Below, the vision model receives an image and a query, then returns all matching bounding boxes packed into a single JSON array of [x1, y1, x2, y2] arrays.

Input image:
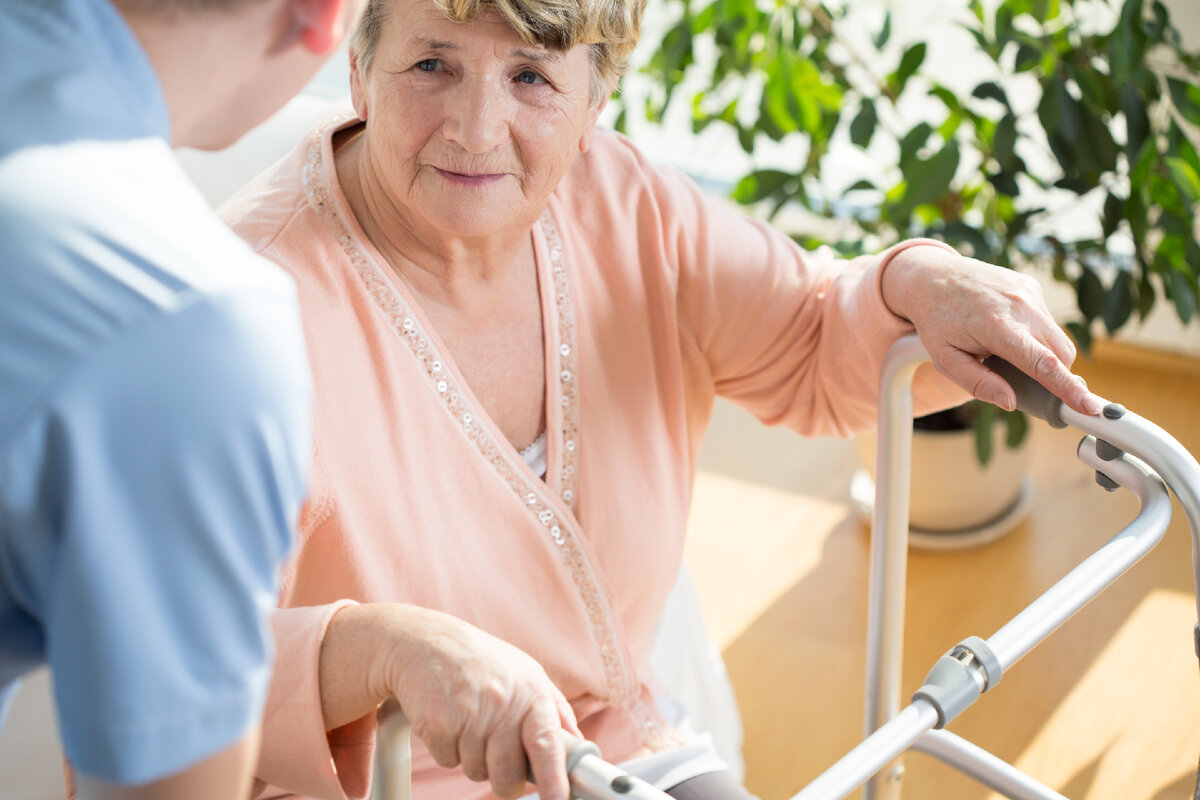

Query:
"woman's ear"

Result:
[[294, 0, 354, 55], [349, 47, 368, 120], [579, 85, 613, 153]]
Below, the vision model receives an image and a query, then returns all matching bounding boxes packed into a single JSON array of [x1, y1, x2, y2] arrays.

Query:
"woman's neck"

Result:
[[333, 124, 533, 310]]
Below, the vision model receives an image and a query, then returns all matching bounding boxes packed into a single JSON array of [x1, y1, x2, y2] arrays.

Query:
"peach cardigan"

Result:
[[220, 116, 966, 800]]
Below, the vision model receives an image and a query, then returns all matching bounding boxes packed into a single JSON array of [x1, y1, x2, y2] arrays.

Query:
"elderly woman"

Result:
[[221, 0, 1100, 797]]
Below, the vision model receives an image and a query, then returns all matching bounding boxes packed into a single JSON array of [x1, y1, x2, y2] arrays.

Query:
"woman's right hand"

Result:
[[318, 603, 580, 800]]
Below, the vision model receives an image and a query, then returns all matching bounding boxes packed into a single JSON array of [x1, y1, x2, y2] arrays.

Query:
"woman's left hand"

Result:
[[881, 243, 1104, 416]]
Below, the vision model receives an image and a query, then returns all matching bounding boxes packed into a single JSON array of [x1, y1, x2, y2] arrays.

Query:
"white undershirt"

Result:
[[516, 434, 730, 794], [519, 431, 548, 479]]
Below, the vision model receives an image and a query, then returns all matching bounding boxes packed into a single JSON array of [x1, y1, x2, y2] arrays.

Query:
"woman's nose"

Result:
[[441, 79, 511, 154]]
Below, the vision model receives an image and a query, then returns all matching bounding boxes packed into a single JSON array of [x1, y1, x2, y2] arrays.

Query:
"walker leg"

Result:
[[373, 705, 412, 800], [863, 339, 927, 800]]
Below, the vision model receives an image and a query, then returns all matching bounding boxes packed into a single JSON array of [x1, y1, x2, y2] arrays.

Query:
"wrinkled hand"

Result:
[[320, 604, 580, 800], [882, 244, 1104, 416]]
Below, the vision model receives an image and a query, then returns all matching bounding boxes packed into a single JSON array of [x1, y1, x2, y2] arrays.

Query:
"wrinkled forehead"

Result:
[[379, 0, 562, 59]]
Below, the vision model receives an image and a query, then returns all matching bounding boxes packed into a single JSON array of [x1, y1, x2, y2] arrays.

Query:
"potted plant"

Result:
[[619, 0, 1200, 543]]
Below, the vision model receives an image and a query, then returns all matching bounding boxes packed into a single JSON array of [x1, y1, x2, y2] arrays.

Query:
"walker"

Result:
[[372, 333, 1200, 800]]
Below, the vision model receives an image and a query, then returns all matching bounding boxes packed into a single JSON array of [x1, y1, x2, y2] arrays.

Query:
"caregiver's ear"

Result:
[[293, 0, 357, 55]]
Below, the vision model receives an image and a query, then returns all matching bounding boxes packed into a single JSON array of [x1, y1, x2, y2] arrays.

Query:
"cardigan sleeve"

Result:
[[254, 601, 376, 800], [630, 149, 970, 436]]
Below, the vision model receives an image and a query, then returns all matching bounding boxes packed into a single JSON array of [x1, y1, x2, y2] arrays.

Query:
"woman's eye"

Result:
[[515, 70, 548, 85], [416, 59, 440, 72]]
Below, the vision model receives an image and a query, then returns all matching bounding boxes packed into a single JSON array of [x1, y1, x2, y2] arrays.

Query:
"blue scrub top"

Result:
[[0, 0, 312, 784]]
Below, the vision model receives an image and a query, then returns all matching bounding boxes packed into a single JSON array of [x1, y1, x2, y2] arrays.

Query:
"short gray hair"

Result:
[[351, 0, 645, 105]]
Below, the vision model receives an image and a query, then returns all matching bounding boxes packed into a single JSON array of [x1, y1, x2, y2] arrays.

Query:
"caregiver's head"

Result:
[[339, 0, 644, 240], [115, 0, 365, 150]]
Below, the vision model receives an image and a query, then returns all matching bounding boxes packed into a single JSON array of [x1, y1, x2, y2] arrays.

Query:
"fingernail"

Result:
[[1083, 393, 1105, 416], [995, 392, 1016, 412]]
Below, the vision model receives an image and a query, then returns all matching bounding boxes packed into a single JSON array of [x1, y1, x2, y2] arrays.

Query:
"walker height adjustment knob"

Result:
[[1089, 407, 1127, 492], [911, 636, 1003, 729]]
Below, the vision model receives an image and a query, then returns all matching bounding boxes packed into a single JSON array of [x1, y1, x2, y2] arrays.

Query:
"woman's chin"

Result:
[[420, 206, 534, 240]]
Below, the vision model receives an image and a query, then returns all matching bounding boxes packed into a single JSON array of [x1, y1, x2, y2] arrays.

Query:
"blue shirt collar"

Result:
[[0, 0, 171, 158]]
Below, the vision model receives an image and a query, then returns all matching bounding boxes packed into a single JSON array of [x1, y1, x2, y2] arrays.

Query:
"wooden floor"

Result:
[[684, 343, 1200, 800]]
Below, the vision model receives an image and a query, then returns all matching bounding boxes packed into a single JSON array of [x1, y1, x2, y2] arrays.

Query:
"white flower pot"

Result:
[[851, 420, 1033, 549]]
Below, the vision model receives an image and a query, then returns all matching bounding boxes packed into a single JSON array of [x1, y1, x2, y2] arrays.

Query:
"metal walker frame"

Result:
[[374, 334, 1200, 800]]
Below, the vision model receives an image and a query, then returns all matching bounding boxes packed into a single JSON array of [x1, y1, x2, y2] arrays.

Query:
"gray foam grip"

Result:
[[560, 732, 602, 774], [982, 356, 1067, 428]]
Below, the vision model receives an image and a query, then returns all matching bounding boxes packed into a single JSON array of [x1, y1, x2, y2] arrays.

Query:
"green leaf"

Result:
[[994, 113, 1018, 169], [961, 22, 993, 55], [1102, 192, 1124, 238], [789, 56, 840, 131], [1067, 63, 1109, 110], [1130, 139, 1157, 199], [1009, 209, 1041, 237], [850, 99, 878, 148], [1038, 73, 1070, 133], [942, 221, 994, 260], [1169, 269, 1197, 323], [613, 106, 628, 135], [931, 85, 972, 123], [1031, 0, 1059, 23], [899, 122, 934, 173], [731, 169, 793, 204], [996, 4, 1015, 41], [1110, 0, 1147, 81], [1004, 409, 1029, 450], [1015, 44, 1042, 72], [938, 109, 964, 143], [1169, 78, 1200, 128], [1077, 265, 1105, 321], [737, 123, 755, 153], [763, 69, 799, 138], [1150, 173, 1184, 212], [843, 179, 878, 193], [1066, 320, 1093, 353], [1166, 156, 1200, 204], [972, 81, 1009, 106], [990, 171, 1021, 196], [889, 43, 927, 95], [1175, 126, 1200, 177], [1102, 271, 1136, 332], [1039, 72, 1117, 184], [1137, 268, 1156, 321], [1155, 231, 1187, 272], [902, 139, 961, 211], [974, 401, 997, 466], [1121, 83, 1150, 157], [874, 11, 892, 48]]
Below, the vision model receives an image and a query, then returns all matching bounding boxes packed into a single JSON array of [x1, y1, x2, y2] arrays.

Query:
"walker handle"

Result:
[[526, 732, 601, 782], [983, 355, 1068, 428], [543, 732, 675, 800]]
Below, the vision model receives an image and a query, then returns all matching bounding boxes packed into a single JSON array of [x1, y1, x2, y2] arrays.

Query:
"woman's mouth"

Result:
[[435, 168, 505, 187]]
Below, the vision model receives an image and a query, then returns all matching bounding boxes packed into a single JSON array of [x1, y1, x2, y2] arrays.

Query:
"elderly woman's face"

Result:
[[350, 0, 603, 239]]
